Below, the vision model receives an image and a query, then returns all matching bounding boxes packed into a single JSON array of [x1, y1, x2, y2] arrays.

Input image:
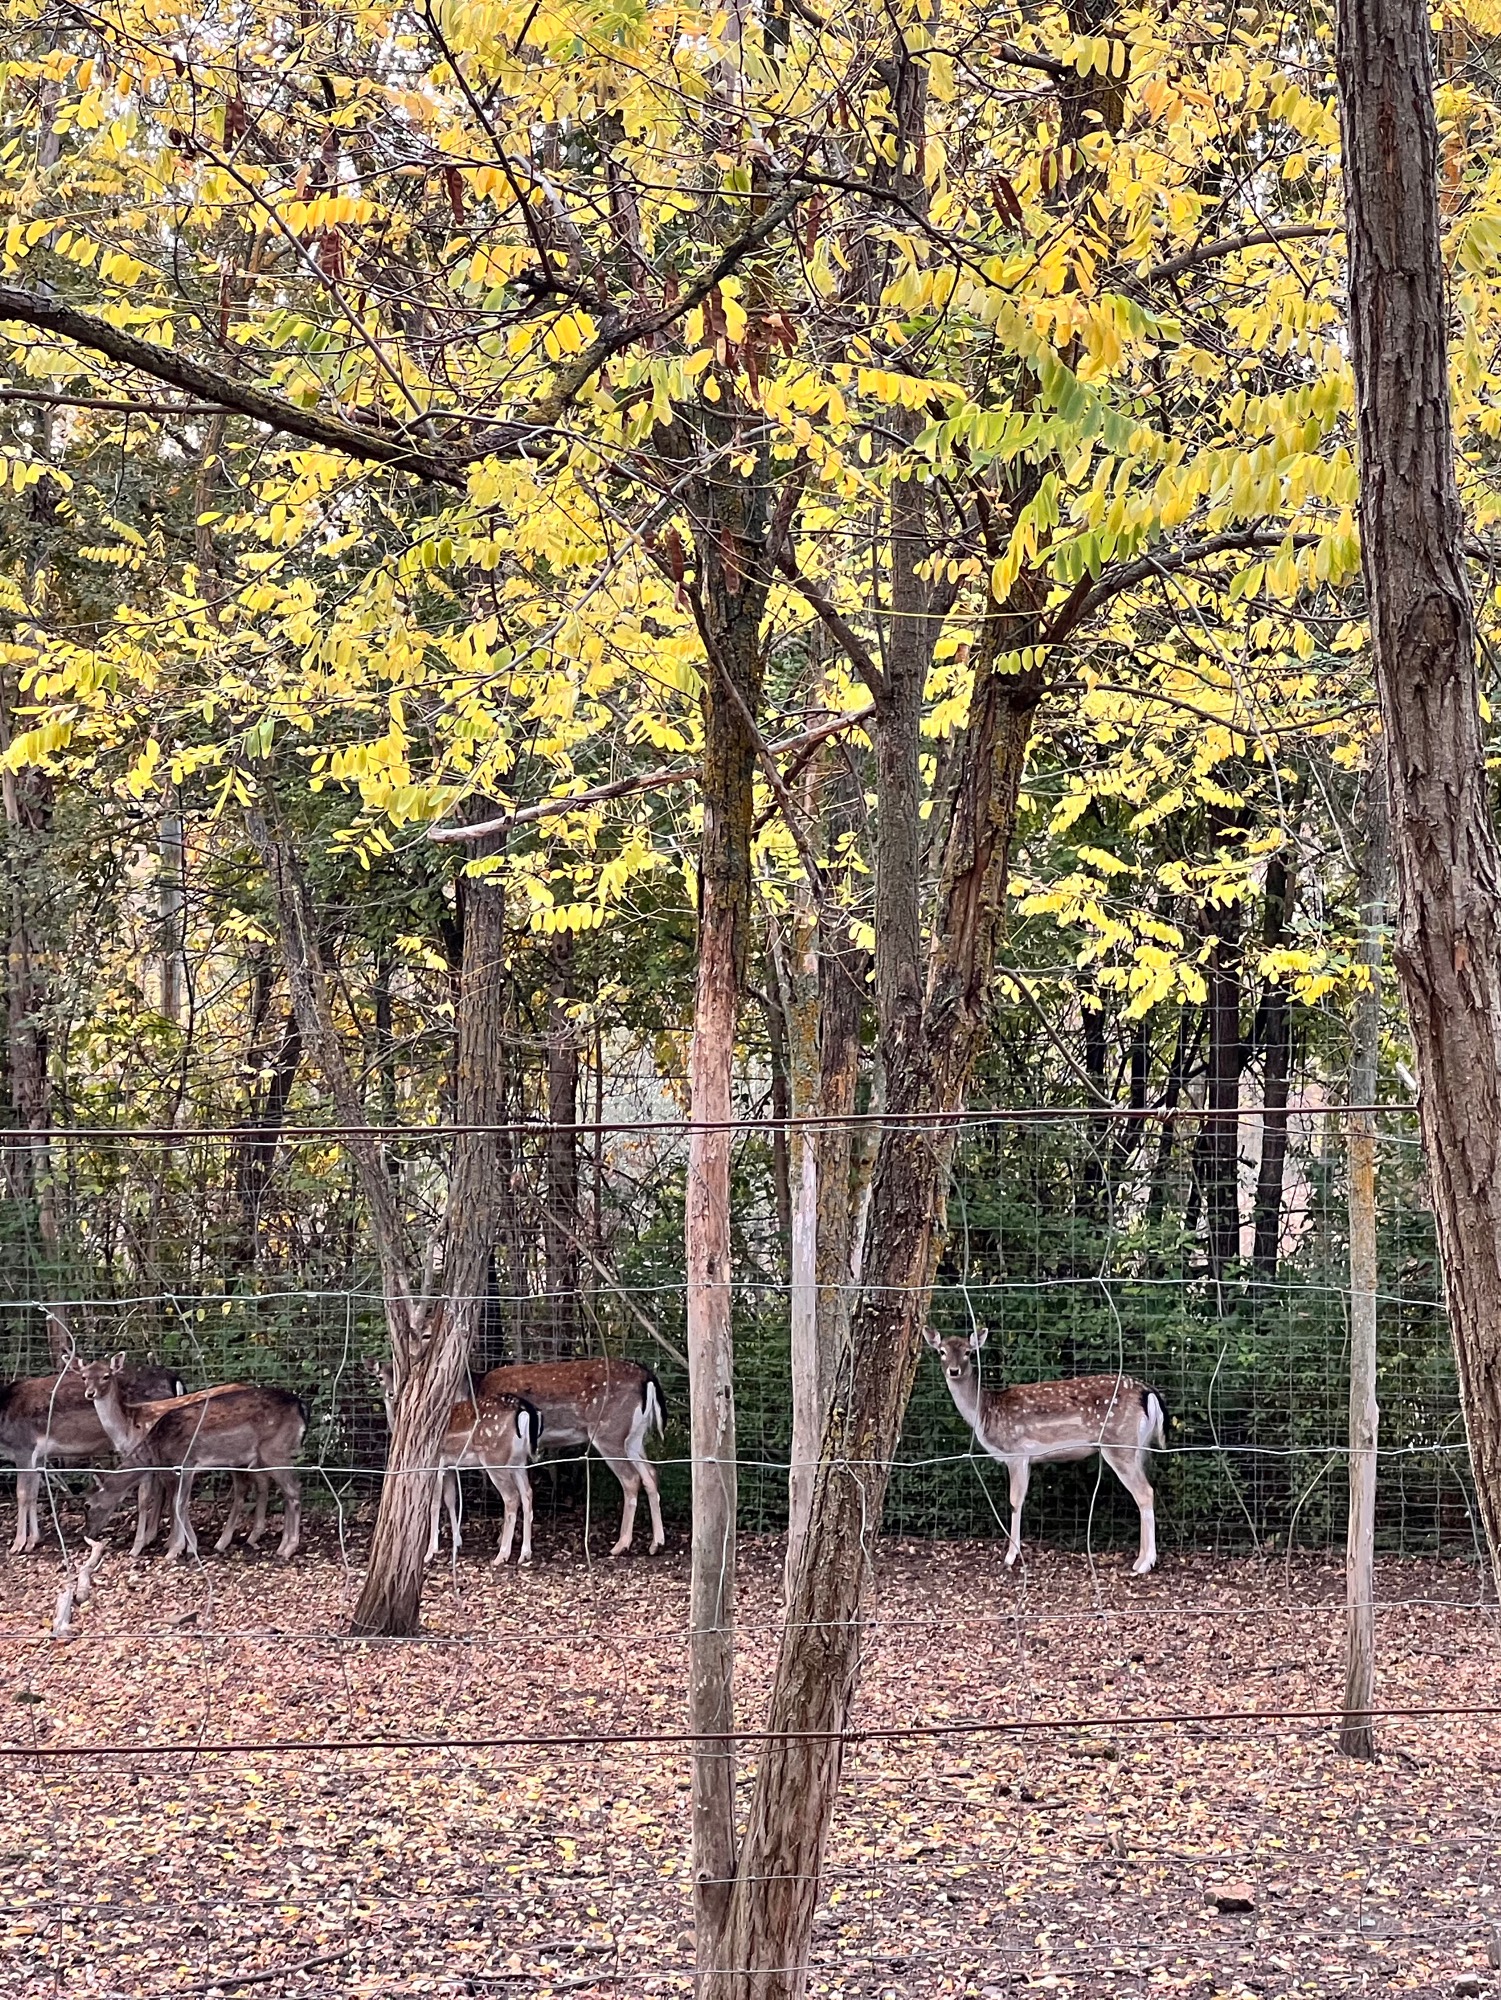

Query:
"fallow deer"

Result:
[[0, 1359, 183, 1553], [926, 1328, 1165, 1574], [74, 1356, 306, 1560], [474, 1358, 665, 1556], [375, 1364, 541, 1565]]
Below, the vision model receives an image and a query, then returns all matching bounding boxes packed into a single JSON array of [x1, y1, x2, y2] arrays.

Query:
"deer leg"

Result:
[[269, 1469, 301, 1559], [1003, 1457, 1031, 1568], [425, 1468, 448, 1563], [1102, 1446, 1158, 1574], [132, 1476, 166, 1557], [215, 1474, 248, 1554], [166, 1471, 199, 1560], [628, 1445, 665, 1552], [489, 1468, 518, 1564], [599, 1454, 641, 1557], [246, 1473, 271, 1548], [12, 1468, 39, 1553]]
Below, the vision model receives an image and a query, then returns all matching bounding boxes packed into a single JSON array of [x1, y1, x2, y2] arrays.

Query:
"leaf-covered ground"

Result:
[[1, 1516, 1497, 1998]]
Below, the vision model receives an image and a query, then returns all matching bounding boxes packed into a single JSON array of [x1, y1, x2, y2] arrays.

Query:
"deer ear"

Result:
[[969, 1325, 989, 1350], [922, 1326, 942, 1350], [110, 1351, 127, 1373]]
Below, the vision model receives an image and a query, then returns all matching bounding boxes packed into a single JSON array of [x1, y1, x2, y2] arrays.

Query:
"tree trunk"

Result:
[[0, 695, 68, 1361], [248, 804, 508, 1635], [1341, 767, 1388, 1758], [686, 510, 768, 1962], [783, 741, 868, 1588], [780, 896, 821, 1584], [543, 933, 579, 1354], [1336, 0, 1501, 1589], [714, 609, 1047, 1997], [355, 842, 509, 1635], [159, 809, 185, 1027], [1202, 835, 1243, 1285], [1251, 852, 1296, 1281]]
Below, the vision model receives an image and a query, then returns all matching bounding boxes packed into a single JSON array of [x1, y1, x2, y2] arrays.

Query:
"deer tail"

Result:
[[517, 1397, 544, 1455], [1144, 1388, 1166, 1451], [643, 1370, 665, 1438]]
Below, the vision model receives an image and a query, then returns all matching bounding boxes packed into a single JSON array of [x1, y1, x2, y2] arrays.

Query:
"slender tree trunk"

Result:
[[544, 934, 579, 1354], [1251, 852, 1296, 1281], [1341, 768, 1388, 1758], [1202, 839, 1243, 1285], [0, 697, 68, 1361], [783, 742, 868, 1588], [780, 896, 821, 1583], [1336, 0, 1501, 1589], [159, 809, 185, 1026]]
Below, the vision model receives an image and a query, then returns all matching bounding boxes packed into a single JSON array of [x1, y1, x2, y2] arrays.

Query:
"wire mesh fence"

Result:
[[0, 1101, 1473, 1566]]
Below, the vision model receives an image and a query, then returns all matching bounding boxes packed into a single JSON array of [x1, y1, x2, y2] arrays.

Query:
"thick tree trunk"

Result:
[[1336, 0, 1501, 1587], [355, 845, 508, 1635], [1341, 768, 1388, 1758], [713, 610, 1046, 1997], [249, 806, 508, 1635]]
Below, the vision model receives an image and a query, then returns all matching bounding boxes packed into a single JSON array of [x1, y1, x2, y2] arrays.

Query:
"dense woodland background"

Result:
[[0, 0, 1493, 1565]]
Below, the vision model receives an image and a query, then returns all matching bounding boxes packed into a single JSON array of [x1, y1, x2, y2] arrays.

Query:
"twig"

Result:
[[176, 1946, 352, 1993]]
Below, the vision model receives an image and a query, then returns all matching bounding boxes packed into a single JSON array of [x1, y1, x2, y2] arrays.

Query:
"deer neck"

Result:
[[944, 1364, 985, 1433], [91, 1379, 148, 1456]]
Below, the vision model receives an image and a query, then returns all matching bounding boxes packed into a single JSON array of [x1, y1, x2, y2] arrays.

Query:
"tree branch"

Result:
[[0, 189, 804, 484], [428, 708, 874, 845], [1137, 223, 1339, 285], [0, 287, 471, 484], [774, 549, 889, 705]]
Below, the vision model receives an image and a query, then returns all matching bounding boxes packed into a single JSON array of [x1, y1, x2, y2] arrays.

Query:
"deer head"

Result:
[[923, 1324, 987, 1386], [68, 1351, 141, 1453]]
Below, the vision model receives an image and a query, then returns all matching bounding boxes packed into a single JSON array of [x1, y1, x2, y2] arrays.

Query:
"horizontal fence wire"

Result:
[[6, 1701, 1501, 1760], [0, 1107, 1473, 1559]]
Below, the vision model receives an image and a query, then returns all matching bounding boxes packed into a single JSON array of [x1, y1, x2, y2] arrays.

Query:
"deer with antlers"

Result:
[[73, 1355, 306, 1560], [474, 1358, 665, 1557], [926, 1328, 1165, 1574], [0, 1358, 183, 1553], [375, 1364, 541, 1565]]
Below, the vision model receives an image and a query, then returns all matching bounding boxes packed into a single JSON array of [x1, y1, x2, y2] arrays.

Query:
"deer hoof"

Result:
[[1132, 1556, 1157, 1575]]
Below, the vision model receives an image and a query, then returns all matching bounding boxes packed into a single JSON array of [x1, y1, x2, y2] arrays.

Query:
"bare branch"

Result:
[[775, 549, 889, 705], [0, 287, 470, 485], [428, 708, 874, 845], [1137, 224, 1338, 285]]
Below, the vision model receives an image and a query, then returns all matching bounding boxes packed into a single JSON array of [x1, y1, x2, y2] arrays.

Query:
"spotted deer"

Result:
[[74, 1355, 306, 1560], [926, 1328, 1165, 1574], [0, 1359, 183, 1553], [475, 1359, 665, 1556], [375, 1364, 541, 1565]]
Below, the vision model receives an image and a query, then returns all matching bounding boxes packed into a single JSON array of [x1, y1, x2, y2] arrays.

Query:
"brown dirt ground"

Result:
[[0, 1512, 1497, 1998]]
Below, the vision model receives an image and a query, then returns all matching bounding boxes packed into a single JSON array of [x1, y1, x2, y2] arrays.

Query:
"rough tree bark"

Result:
[[713, 589, 1048, 1995], [1341, 765, 1388, 1758], [247, 807, 507, 1635], [1335, 0, 1501, 1587]]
